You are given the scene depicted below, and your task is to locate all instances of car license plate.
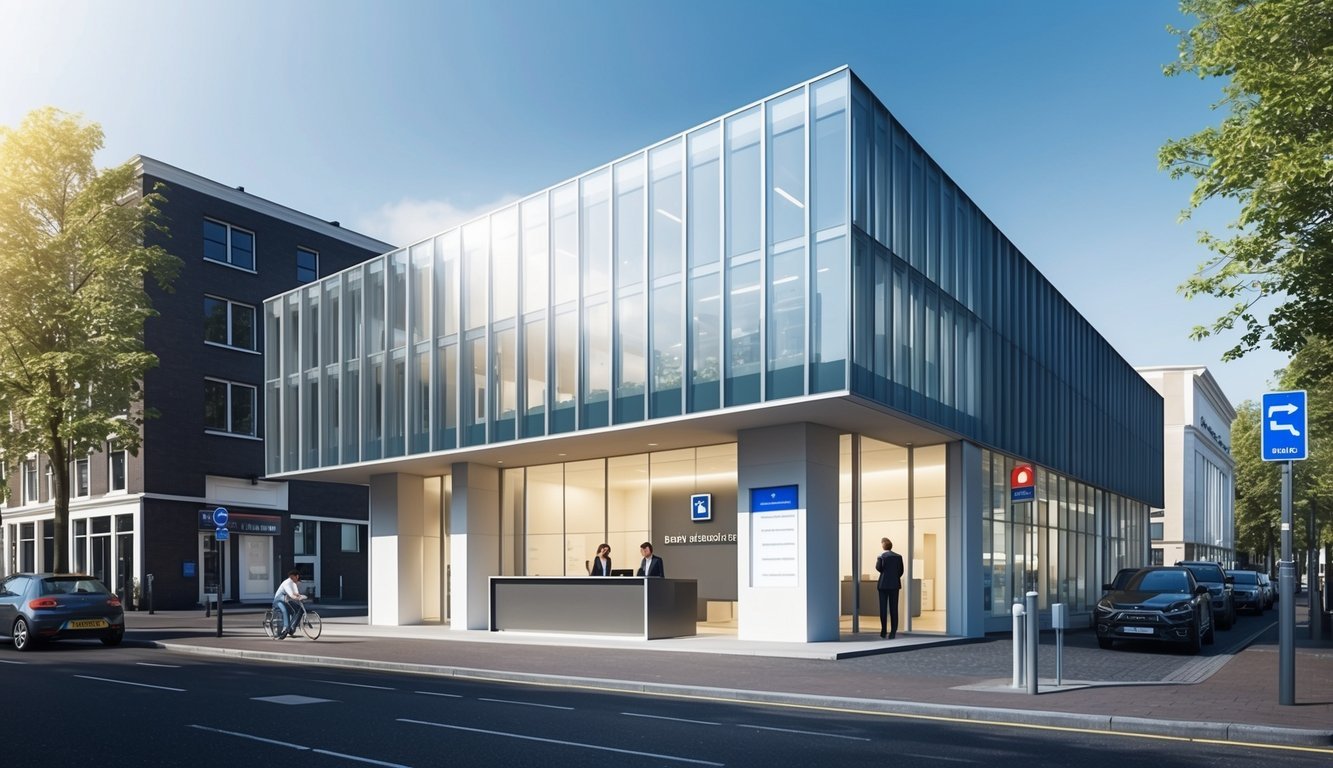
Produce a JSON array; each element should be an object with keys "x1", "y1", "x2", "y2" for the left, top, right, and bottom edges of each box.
[
  {"x1": 67, "y1": 619, "x2": 109, "y2": 630},
  {"x1": 1123, "y1": 626, "x2": 1154, "y2": 635}
]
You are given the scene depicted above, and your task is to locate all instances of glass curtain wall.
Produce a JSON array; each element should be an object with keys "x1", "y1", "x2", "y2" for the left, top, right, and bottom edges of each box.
[{"x1": 265, "y1": 70, "x2": 850, "y2": 475}]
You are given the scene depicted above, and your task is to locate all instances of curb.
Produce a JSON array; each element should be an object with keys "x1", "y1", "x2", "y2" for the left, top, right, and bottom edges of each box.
[{"x1": 155, "y1": 641, "x2": 1333, "y2": 749}]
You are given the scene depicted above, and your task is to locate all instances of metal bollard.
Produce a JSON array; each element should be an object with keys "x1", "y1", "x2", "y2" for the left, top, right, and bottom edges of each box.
[
  {"x1": 1052, "y1": 603, "x2": 1067, "y2": 687},
  {"x1": 1026, "y1": 591, "x2": 1039, "y2": 695},
  {"x1": 1012, "y1": 601, "x2": 1026, "y2": 688},
  {"x1": 147, "y1": 573, "x2": 155, "y2": 615}
]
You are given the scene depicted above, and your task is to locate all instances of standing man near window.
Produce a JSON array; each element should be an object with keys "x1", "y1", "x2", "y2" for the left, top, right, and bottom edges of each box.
[
  {"x1": 875, "y1": 537, "x2": 904, "y2": 639},
  {"x1": 637, "y1": 542, "x2": 665, "y2": 577}
]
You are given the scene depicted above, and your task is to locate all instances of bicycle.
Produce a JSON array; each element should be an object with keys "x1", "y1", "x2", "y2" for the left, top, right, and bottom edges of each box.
[{"x1": 262, "y1": 597, "x2": 321, "y2": 640}]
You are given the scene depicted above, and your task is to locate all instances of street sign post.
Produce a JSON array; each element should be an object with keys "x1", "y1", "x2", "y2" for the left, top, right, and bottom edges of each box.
[
  {"x1": 1261, "y1": 390, "x2": 1309, "y2": 706},
  {"x1": 212, "y1": 507, "x2": 228, "y2": 637}
]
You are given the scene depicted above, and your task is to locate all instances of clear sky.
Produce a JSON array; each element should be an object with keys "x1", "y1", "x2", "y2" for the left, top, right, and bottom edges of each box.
[{"x1": 1, "y1": 0, "x2": 1289, "y2": 408}]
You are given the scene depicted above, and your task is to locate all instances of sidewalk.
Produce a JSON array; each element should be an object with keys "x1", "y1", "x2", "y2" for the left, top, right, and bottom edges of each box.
[{"x1": 128, "y1": 603, "x2": 1333, "y2": 749}]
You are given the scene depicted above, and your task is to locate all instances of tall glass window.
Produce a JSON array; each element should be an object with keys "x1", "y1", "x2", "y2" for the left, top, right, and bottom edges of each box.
[
  {"x1": 523, "y1": 318, "x2": 546, "y2": 438},
  {"x1": 687, "y1": 123, "x2": 721, "y2": 269},
  {"x1": 766, "y1": 245, "x2": 805, "y2": 399},
  {"x1": 552, "y1": 309, "x2": 577, "y2": 433},
  {"x1": 493, "y1": 327, "x2": 516, "y2": 441},
  {"x1": 366, "y1": 261, "x2": 385, "y2": 355},
  {"x1": 650, "y1": 281, "x2": 682, "y2": 418},
  {"x1": 491, "y1": 207, "x2": 518, "y2": 323},
  {"x1": 436, "y1": 343, "x2": 457, "y2": 449},
  {"x1": 725, "y1": 260, "x2": 761, "y2": 406},
  {"x1": 463, "y1": 221, "x2": 489, "y2": 331},
  {"x1": 767, "y1": 89, "x2": 806, "y2": 247},
  {"x1": 812, "y1": 73, "x2": 847, "y2": 234},
  {"x1": 688, "y1": 272, "x2": 721, "y2": 412},
  {"x1": 435, "y1": 230, "x2": 459, "y2": 339},
  {"x1": 410, "y1": 347, "x2": 430, "y2": 453},
  {"x1": 614, "y1": 291, "x2": 644, "y2": 423},
  {"x1": 582, "y1": 302, "x2": 610, "y2": 428},
  {"x1": 389, "y1": 250, "x2": 407, "y2": 350},
  {"x1": 812, "y1": 235, "x2": 847, "y2": 392},
  {"x1": 410, "y1": 240, "x2": 432, "y2": 346},
  {"x1": 725, "y1": 107, "x2": 762, "y2": 260},
  {"x1": 615, "y1": 155, "x2": 645, "y2": 289},
  {"x1": 581, "y1": 169, "x2": 611, "y2": 298},
  {"x1": 552, "y1": 183, "x2": 579, "y2": 306},
  {"x1": 649, "y1": 139, "x2": 683, "y2": 280},
  {"x1": 521, "y1": 196, "x2": 549, "y2": 313},
  {"x1": 463, "y1": 336, "x2": 487, "y2": 446}
]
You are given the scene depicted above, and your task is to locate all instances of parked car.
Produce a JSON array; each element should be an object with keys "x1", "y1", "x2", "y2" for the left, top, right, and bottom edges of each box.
[
  {"x1": 1258, "y1": 572, "x2": 1275, "y2": 607},
  {"x1": 1226, "y1": 569, "x2": 1265, "y2": 614},
  {"x1": 1095, "y1": 566, "x2": 1215, "y2": 653},
  {"x1": 0, "y1": 573, "x2": 125, "y2": 651},
  {"x1": 1175, "y1": 561, "x2": 1236, "y2": 630}
]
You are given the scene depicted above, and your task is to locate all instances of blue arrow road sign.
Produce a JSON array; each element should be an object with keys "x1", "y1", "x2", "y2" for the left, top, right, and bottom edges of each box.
[
  {"x1": 1261, "y1": 390, "x2": 1307, "y2": 462},
  {"x1": 212, "y1": 506, "x2": 229, "y2": 528}
]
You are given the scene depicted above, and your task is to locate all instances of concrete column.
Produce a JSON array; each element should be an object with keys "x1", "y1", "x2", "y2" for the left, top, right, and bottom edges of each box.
[
  {"x1": 948, "y1": 441, "x2": 985, "y2": 638},
  {"x1": 449, "y1": 462, "x2": 500, "y2": 631},
  {"x1": 368, "y1": 473, "x2": 426, "y2": 626},
  {"x1": 736, "y1": 422, "x2": 840, "y2": 642}
]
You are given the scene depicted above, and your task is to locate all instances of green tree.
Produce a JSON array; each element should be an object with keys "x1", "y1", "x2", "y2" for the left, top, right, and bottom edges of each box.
[
  {"x1": 1277, "y1": 337, "x2": 1333, "y2": 585},
  {"x1": 1231, "y1": 400, "x2": 1280, "y2": 568},
  {"x1": 1161, "y1": 0, "x2": 1333, "y2": 360},
  {"x1": 0, "y1": 108, "x2": 179, "y2": 572}
]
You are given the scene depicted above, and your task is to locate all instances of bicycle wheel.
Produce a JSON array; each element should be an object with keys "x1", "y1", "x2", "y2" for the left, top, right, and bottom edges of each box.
[
  {"x1": 300, "y1": 610, "x2": 322, "y2": 640},
  {"x1": 262, "y1": 609, "x2": 277, "y2": 639}
]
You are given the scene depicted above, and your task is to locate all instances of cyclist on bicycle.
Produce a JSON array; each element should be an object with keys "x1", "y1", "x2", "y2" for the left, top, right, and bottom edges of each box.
[{"x1": 273, "y1": 569, "x2": 308, "y2": 638}]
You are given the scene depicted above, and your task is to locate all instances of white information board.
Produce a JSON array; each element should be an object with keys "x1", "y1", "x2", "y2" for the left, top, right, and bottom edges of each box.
[{"x1": 750, "y1": 509, "x2": 800, "y2": 587}]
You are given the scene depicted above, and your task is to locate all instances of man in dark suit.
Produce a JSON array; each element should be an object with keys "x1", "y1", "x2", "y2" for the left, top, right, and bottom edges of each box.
[
  {"x1": 637, "y1": 542, "x2": 665, "y2": 577},
  {"x1": 875, "y1": 537, "x2": 904, "y2": 639},
  {"x1": 589, "y1": 543, "x2": 612, "y2": 576}
]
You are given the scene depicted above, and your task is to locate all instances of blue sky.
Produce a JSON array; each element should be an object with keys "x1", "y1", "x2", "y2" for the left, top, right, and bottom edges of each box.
[{"x1": 1, "y1": 0, "x2": 1288, "y2": 407}]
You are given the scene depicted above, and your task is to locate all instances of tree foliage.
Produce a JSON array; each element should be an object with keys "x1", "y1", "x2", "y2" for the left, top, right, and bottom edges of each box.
[
  {"x1": 0, "y1": 108, "x2": 179, "y2": 572},
  {"x1": 1161, "y1": 0, "x2": 1333, "y2": 360}
]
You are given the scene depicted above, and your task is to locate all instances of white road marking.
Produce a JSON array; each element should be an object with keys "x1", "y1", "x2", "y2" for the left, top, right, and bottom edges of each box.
[
  {"x1": 399, "y1": 718, "x2": 724, "y2": 766},
  {"x1": 621, "y1": 712, "x2": 720, "y2": 726},
  {"x1": 75, "y1": 674, "x2": 184, "y2": 692},
  {"x1": 136, "y1": 662, "x2": 181, "y2": 668},
  {"x1": 736, "y1": 723, "x2": 869, "y2": 741},
  {"x1": 900, "y1": 754, "x2": 974, "y2": 763},
  {"x1": 478, "y1": 697, "x2": 573, "y2": 710},
  {"x1": 315, "y1": 679, "x2": 395, "y2": 690},
  {"x1": 0, "y1": 659, "x2": 25, "y2": 665},
  {"x1": 188, "y1": 724, "x2": 306, "y2": 749},
  {"x1": 311, "y1": 749, "x2": 412, "y2": 767},
  {"x1": 414, "y1": 690, "x2": 463, "y2": 698},
  {"x1": 189, "y1": 725, "x2": 412, "y2": 767}
]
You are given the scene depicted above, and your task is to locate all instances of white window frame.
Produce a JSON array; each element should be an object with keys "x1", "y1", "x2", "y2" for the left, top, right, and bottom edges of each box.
[
  {"x1": 107, "y1": 441, "x2": 127, "y2": 493},
  {"x1": 204, "y1": 377, "x2": 258, "y2": 437},
  {"x1": 297, "y1": 246, "x2": 320, "y2": 283},
  {"x1": 22, "y1": 459, "x2": 38, "y2": 504},
  {"x1": 204, "y1": 295, "x2": 258, "y2": 351},
  {"x1": 203, "y1": 217, "x2": 257, "y2": 272},
  {"x1": 73, "y1": 455, "x2": 90, "y2": 498}
]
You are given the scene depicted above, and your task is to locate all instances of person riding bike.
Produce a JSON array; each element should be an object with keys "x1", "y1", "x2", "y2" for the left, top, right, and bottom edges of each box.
[{"x1": 273, "y1": 569, "x2": 308, "y2": 638}]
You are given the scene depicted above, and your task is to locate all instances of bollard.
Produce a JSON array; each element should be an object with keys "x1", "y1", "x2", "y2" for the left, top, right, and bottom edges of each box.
[
  {"x1": 1025, "y1": 591, "x2": 1039, "y2": 695},
  {"x1": 1012, "y1": 601, "x2": 1025, "y2": 688},
  {"x1": 1052, "y1": 603, "x2": 1067, "y2": 687},
  {"x1": 147, "y1": 573, "x2": 155, "y2": 615}
]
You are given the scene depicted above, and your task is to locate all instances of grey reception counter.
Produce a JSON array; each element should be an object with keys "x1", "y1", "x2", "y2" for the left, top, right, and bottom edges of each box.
[{"x1": 489, "y1": 576, "x2": 698, "y2": 639}]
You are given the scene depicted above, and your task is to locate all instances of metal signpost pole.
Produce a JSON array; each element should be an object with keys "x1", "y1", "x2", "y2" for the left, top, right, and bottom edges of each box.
[{"x1": 1279, "y1": 460, "x2": 1294, "y2": 705}]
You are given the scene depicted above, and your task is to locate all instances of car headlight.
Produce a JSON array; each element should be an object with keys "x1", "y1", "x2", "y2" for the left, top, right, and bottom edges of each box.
[
  {"x1": 1162, "y1": 602, "x2": 1192, "y2": 615},
  {"x1": 1095, "y1": 600, "x2": 1113, "y2": 614}
]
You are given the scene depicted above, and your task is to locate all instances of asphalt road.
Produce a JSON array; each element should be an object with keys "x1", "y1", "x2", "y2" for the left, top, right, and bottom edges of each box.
[{"x1": 4, "y1": 634, "x2": 1327, "y2": 768}]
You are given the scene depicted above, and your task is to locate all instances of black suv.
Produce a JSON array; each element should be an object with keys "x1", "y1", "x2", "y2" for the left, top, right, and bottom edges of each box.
[
  {"x1": 1176, "y1": 561, "x2": 1236, "y2": 629},
  {"x1": 1095, "y1": 566, "x2": 1215, "y2": 653}
]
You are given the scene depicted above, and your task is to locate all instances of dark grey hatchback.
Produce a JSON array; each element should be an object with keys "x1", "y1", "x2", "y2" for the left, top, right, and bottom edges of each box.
[
  {"x1": 0, "y1": 573, "x2": 125, "y2": 651},
  {"x1": 1094, "y1": 566, "x2": 1215, "y2": 654}
]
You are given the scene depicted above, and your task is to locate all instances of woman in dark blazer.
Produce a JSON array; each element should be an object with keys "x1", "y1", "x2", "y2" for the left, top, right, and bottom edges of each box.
[{"x1": 589, "y1": 543, "x2": 612, "y2": 576}]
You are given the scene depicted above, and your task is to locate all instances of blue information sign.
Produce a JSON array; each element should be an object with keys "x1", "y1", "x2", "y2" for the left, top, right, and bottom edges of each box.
[
  {"x1": 212, "y1": 506, "x2": 230, "y2": 528},
  {"x1": 215, "y1": 528, "x2": 230, "y2": 541},
  {"x1": 1011, "y1": 486, "x2": 1034, "y2": 502},
  {"x1": 690, "y1": 493, "x2": 712, "y2": 522},
  {"x1": 750, "y1": 485, "x2": 799, "y2": 512},
  {"x1": 1261, "y1": 390, "x2": 1308, "y2": 462}
]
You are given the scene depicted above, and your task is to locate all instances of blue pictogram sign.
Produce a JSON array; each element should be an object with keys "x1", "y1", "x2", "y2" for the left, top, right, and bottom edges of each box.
[
  {"x1": 1261, "y1": 390, "x2": 1308, "y2": 462},
  {"x1": 691, "y1": 493, "x2": 712, "y2": 522}
]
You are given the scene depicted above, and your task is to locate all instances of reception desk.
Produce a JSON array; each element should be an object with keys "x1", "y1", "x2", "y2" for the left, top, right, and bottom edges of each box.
[{"x1": 489, "y1": 577, "x2": 697, "y2": 639}]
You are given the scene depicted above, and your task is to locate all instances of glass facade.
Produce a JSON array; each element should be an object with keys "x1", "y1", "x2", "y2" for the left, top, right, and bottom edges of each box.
[{"x1": 265, "y1": 68, "x2": 1164, "y2": 633}]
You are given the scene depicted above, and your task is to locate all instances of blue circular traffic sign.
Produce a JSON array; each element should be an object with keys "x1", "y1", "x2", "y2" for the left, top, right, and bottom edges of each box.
[{"x1": 212, "y1": 506, "x2": 229, "y2": 528}]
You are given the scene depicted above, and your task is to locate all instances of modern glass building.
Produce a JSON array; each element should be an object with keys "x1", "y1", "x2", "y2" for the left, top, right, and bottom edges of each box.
[{"x1": 264, "y1": 67, "x2": 1162, "y2": 640}]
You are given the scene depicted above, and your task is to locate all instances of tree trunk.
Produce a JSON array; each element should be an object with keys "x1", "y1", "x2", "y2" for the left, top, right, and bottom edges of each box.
[{"x1": 47, "y1": 424, "x2": 69, "y2": 574}]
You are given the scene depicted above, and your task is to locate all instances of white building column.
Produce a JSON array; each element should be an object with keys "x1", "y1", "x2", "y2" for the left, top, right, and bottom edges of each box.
[
  {"x1": 368, "y1": 472, "x2": 427, "y2": 626},
  {"x1": 449, "y1": 462, "x2": 500, "y2": 631},
  {"x1": 736, "y1": 422, "x2": 840, "y2": 642},
  {"x1": 948, "y1": 441, "x2": 985, "y2": 638}
]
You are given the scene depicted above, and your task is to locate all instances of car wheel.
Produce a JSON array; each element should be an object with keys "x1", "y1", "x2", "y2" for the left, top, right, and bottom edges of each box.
[
  {"x1": 1097, "y1": 636, "x2": 1113, "y2": 650},
  {"x1": 1218, "y1": 607, "x2": 1232, "y2": 630},
  {"x1": 1187, "y1": 623, "x2": 1202, "y2": 655},
  {"x1": 101, "y1": 629, "x2": 124, "y2": 647},
  {"x1": 12, "y1": 618, "x2": 34, "y2": 652},
  {"x1": 1203, "y1": 610, "x2": 1216, "y2": 645}
]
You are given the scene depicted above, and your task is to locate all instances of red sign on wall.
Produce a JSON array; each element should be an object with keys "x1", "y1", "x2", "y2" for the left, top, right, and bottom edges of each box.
[{"x1": 1010, "y1": 464, "x2": 1034, "y2": 502}]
